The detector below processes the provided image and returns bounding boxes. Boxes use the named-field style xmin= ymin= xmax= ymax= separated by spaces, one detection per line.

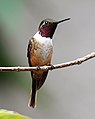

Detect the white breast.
xmin=33 ymin=32 xmax=53 ymax=63
xmin=33 ymin=32 xmax=53 ymax=46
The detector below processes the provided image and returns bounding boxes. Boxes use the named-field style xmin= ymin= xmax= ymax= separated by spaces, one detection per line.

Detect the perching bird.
xmin=27 ymin=18 xmax=70 ymax=108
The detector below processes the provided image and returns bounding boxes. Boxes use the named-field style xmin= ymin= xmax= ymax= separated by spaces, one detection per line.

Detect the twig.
xmin=0 ymin=52 xmax=95 ymax=72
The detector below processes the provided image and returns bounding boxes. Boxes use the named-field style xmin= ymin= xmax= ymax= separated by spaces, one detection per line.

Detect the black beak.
xmin=57 ymin=18 xmax=71 ymax=24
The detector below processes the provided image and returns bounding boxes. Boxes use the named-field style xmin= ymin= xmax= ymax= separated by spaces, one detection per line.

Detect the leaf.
xmin=0 ymin=109 xmax=31 ymax=119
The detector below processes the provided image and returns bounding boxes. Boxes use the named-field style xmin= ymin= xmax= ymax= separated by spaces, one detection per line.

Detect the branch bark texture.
xmin=0 ymin=52 xmax=95 ymax=72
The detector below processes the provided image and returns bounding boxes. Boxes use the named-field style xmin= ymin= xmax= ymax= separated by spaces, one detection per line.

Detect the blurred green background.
xmin=0 ymin=0 xmax=95 ymax=119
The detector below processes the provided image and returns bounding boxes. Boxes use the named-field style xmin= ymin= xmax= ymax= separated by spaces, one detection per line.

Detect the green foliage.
xmin=0 ymin=0 xmax=30 ymax=89
xmin=0 ymin=109 xmax=31 ymax=119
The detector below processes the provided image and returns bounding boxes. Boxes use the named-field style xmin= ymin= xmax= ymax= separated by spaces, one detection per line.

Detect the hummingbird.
xmin=27 ymin=17 xmax=70 ymax=108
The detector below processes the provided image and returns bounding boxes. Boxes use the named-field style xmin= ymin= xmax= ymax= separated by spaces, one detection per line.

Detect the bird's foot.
xmin=49 ymin=64 xmax=55 ymax=70
xmin=36 ymin=66 xmax=40 ymax=70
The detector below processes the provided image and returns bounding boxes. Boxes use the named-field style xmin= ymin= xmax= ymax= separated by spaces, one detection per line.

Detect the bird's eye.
xmin=45 ymin=21 xmax=48 ymax=24
xmin=39 ymin=20 xmax=49 ymax=29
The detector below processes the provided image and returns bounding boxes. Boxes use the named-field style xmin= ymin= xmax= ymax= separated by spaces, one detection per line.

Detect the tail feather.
xmin=28 ymin=71 xmax=48 ymax=108
xmin=28 ymin=79 xmax=37 ymax=108
xmin=37 ymin=71 xmax=48 ymax=90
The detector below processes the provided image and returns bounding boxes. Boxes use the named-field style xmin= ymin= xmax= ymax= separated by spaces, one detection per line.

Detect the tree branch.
xmin=0 ymin=52 xmax=95 ymax=72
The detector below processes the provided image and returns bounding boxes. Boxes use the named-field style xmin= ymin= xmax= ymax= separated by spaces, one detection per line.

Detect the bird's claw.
xmin=49 ymin=64 xmax=55 ymax=70
xmin=36 ymin=66 xmax=40 ymax=70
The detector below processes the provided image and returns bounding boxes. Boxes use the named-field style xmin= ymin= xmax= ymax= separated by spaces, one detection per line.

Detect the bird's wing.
xmin=27 ymin=38 xmax=49 ymax=90
xmin=27 ymin=39 xmax=32 ymax=67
